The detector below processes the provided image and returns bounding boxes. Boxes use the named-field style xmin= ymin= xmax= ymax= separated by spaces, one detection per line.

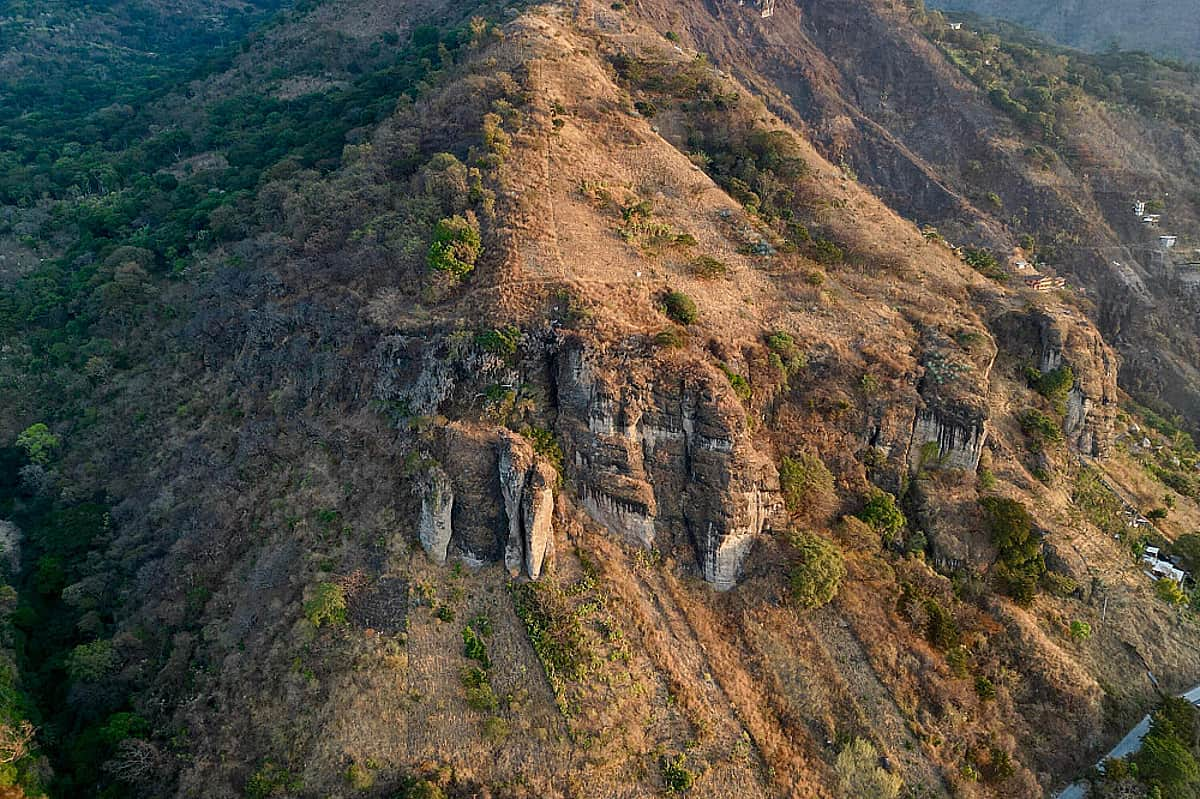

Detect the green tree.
xmin=1156 ymin=578 xmax=1187 ymax=606
xmin=980 ymin=496 xmax=1045 ymax=605
xmin=786 ymin=531 xmax=845 ymax=609
xmin=428 ymin=214 xmax=482 ymax=278
xmin=15 ymin=423 xmax=60 ymax=465
xmin=65 ymin=639 xmax=117 ymax=683
xmin=857 ymin=490 xmax=906 ymax=545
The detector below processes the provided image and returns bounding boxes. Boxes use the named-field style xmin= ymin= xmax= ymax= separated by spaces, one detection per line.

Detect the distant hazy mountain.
xmin=928 ymin=0 xmax=1200 ymax=60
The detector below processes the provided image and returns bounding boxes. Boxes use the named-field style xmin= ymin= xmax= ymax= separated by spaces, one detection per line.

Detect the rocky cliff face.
xmin=498 ymin=430 xmax=556 ymax=581
xmin=992 ymin=307 xmax=1119 ymax=457
xmin=417 ymin=465 xmax=454 ymax=565
xmin=554 ymin=339 xmax=782 ymax=590
xmin=908 ymin=404 xmax=988 ymax=472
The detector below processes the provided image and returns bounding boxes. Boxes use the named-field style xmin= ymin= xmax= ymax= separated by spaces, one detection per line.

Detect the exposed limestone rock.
xmin=554 ymin=338 xmax=782 ymax=590
xmin=908 ymin=405 xmax=988 ymax=472
xmin=417 ymin=465 xmax=454 ymax=565
xmin=497 ymin=431 xmax=556 ymax=580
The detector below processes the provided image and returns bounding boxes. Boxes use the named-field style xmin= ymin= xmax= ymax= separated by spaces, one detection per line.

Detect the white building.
xmin=1134 ymin=200 xmax=1147 ymax=216
xmin=1144 ymin=546 xmax=1189 ymax=584
xmin=1160 ymin=235 xmax=1178 ymax=249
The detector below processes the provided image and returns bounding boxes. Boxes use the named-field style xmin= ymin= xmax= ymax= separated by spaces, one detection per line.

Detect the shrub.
xmin=718 ymin=364 xmax=752 ymax=402
xmin=428 ymin=214 xmax=482 ymax=278
xmin=1156 ymin=578 xmax=1187 ymax=606
xmin=653 ymin=327 xmax=687 ymax=348
xmin=778 ymin=453 xmax=836 ymax=519
xmin=689 ymin=255 xmax=727 ymax=279
xmin=961 ymin=247 xmax=1006 ymax=281
xmin=1069 ymin=620 xmax=1092 ymax=643
xmin=304 ymin=582 xmax=348 ymax=628
xmin=345 ymin=763 xmax=375 ymax=791
xmin=65 ymin=639 xmax=117 ymax=683
xmin=975 ymin=675 xmax=997 ymax=701
xmin=660 ymin=753 xmax=695 ymax=793
xmin=857 ymin=490 xmax=906 ymax=545
xmin=785 ymin=530 xmax=845 ymax=609
xmin=16 ymin=423 xmax=60 ymax=465
xmin=1019 ymin=408 xmax=1063 ymax=447
xmin=661 ymin=291 xmax=698 ymax=325
xmin=835 ymin=738 xmax=903 ymax=799
xmin=246 ymin=762 xmax=302 ymax=799
xmin=461 ymin=666 xmax=498 ymax=712
xmin=923 ymin=598 xmax=959 ymax=650
xmin=766 ymin=330 xmax=806 ymax=375
xmin=476 ymin=325 xmax=521 ymax=359
xmin=980 ymin=496 xmax=1045 ymax=605
xmin=812 ymin=237 xmax=844 ymax=265
xmin=463 ymin=625 xmax=490 ymax=668
xmin=1028 ymin=365 xmax=1074 ymax=414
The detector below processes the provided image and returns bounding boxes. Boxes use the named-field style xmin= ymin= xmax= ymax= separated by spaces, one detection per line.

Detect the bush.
xmin=65 ymin=639 xmax=117 ymax=683
xmin=246 ymin=762 xmax=302 ymax=799
xmin=661 ymin=290 xmax=698 ymax=325
xmin=1032 ymin=365 xmax=1074 ymax=414
xmin=461 ymin=666 xmax=498 ymax=712
xmin=428 ymin=214 xmax=482 ymax=278
xmin=689 ymin=255 xmax=727 ymax=279
xmin=1070 ymin=619 xmax=1092 ymax=643
xmin=653 ymin=327 xmax=686 ymax=349
xmin=15 ymin=423 xmax=60 ymax=465
xmin=980 ymin=496 xmax=1045 ymax=605
xmin=1019 ymin=408 xmax=1063 ymax=447
xmin=660 ymin=753 xmax=695 ymax=793
xmin=463 ymin=625 xmax=490 ymax=668
xmin=812 ymin=237 xmax=843 ymax=265
xmin=765 ymin=330 xmax=806 ymax=376
xmin=1156 ymin=578 xmax=1187 ymax=606
xmin=778 ymin=453 xmax=836 ymax=519
xmin=718 ymin=364 xmax=752 ymax=402
xmin=835 ymin=738 xmax=903 ymax=799
xmin=857 ymin=490 xmax=906 ymax=545
xmin=304 ymin=582 xmax=347 ymax=628
xmin=785 ymin=530 xmax=845 ymax=609
xmin=476 ymin=325 xmax=521 ymax=359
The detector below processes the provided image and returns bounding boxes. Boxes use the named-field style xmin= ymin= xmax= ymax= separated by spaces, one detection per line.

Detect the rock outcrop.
xmin=417 ymin=465 xmax=454 ymax=565
xmin=908 ymin=404 xmax=988 ymax=472
xmin=992 ymin=308 xmax=1119 ymax=457
xmin=498 ymin=431 xmax=556 ymax=580
xmin=554 ymin=339 xmax=781 ymax=590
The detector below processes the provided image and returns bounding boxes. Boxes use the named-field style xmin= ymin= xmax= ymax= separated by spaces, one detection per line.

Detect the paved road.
xmin=1056 ymin=684 xmax=1200 ymax=798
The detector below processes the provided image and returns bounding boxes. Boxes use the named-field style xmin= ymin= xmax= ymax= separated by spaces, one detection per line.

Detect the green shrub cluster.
xmin=778 ymin=453 xmax=836 ymax=518
xmin=428 ymin=214 xmax=482 ymax=277
xmin=856 ymin=490 xmax=907 ymax=546
xmin=784 ymin=530 xmax=845 ymax=610
xmin=661 ymin=291 xmax=698 ymax=325
xmin=979 ymin=496 xmax=1045 ymax=605
xmin=304 ymin=582 xmax=348 ymax=628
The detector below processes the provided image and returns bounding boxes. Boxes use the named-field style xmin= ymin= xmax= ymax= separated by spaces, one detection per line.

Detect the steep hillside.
xmin=2 ymin=1 xmax=1200 ymax=798
xmin=928 ymin=0 xmax=1200 ymax=62
xmin=638 ymin=0 xmax=1200 ymax=436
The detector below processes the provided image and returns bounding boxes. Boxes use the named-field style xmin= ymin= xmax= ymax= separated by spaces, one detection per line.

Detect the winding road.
xmin=1056 ymin=684 xmax=1200 ymax=798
